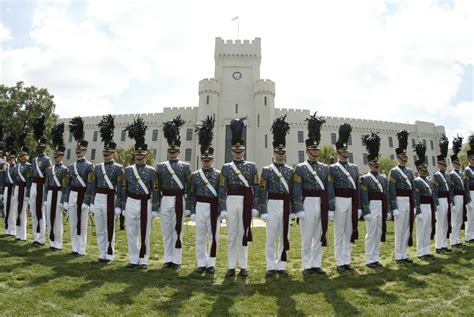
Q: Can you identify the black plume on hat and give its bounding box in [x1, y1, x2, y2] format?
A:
[51, 123, 65, 153]
[230, 116, 247, 147]
[437, 135, 449, 162]
[69, 116, 88, 148]
[163, 115, 185, 148]
[395, 130, 409, 155]
[336, 123, 352, 150]
[126, 116, 148, 151]
[5, 131, 15, 155]
[305, 112, 325, 148]
[414, 142, 427, 168]
[33, 115, 47, 145]
[0, 124, 4, 151]
[271, 115, 291, 149]
[19, 124, 29, 153]
[467, 135, 474, 157]
[98, 114, 116, 150]
[451, 135, 463, 162]
[362, 132, 381, 162]
[195, 116, 215, 156]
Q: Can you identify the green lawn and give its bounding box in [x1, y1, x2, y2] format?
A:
[0, 216, 473, 316]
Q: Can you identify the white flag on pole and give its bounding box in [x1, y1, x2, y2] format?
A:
[231, 16, 239, 21]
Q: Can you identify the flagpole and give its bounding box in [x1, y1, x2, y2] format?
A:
[237, 18, 240, 39]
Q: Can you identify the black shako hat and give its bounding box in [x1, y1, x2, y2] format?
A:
[126, 116, 148, 153]
[414, 142, 427, 168]
[33, 115, 47, 147]
[395, 130, 409, 155]
[467, 135, 474, 157]
[98, 114, 117, 151]
[19, 124, 29, 154]
[69, 116, 88, 148]
[450, 135, 463, 163]
[195, 115, 215, 158]
[362, 132, 381, 163]
[437, 135, 449, 163]
[336, 123, 352, 150]
[163, 115, 185, 149]
[305, 112, 325, 149]
[230, 116, 247, 150]
[51, 123, 66, 154]
[271, 115, 291, 151]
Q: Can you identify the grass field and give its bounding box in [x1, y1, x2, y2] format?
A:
[0, 216, 473, 316]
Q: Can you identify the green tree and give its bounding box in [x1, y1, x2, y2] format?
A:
[319, 145, 336, 165]
[0, 81, 58, 156]
[115, 146, 156, 167]
[379, 156, 397, 175]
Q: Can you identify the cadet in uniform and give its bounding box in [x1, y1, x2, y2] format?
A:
[65, 117, 94, 256]
[3, 133, 17, 237]
[329, 123, 361, 273]
[44, 123, 68, 251]
[360, 132, 389, 269]
[0, 127, 5, 220]
[30, 115, 51, 246]
[464, 135, 474, 243]
[90, 115, 124, 263]
[122, 117, 159, 268]
[293, 112, 334, 276]
[189, 116, 221, 274]
[156, 115, 192, 269]
[219, 117, 259, 278]
[259, 115, 294, 277]
[413, 143, 436, 259]
[432, 135, 452, 253]
[389, 130, 415, 264]
[449, 136, 466, 247]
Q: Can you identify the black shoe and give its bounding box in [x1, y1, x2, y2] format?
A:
[195, 266, 206, 273]
[97, 258, 108, 263]
[336, 265, 346, 273]
[312, 267, 326, 275]
[266, 270, 277, 277]
[32, 241, 39, 246]
[238, 269, 248, 277]
[139, 264, 148, 270]
[396, 259, 404, 264]
[436, 248, 444, 254]
[206, 266, 215, 274]
[374, 261, 383, 267]
[403, 258, 413, 263]
[366, 262, 377, 269]
[76, 253, 85, 257]
[225, 269, 236, 277]
[277, 270, 289, 276]
[344, 264, 354, 271]
[50, 246, 57, 252]
[442, 247, 452, 253]
[452, 243, 463, 248]
[126, 263, 138, 268]
[71, 251, 79, 256]
[171, 263, 181, 270]
[162, 262, 172, 269]
[303, 269, 313, 276]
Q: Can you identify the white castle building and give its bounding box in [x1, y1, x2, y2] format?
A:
[59, 37, 446, 174]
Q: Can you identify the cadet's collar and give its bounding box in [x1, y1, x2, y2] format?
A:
[454, 169, 459, 173]
[77, 158, 85, 162]
[55, 162, 62, 167]
[439, 170, 446, 174]
[307, 159, 318, 163]
[338, 160, 348, 165]
[38, 153, 46, 158]
[105, 160, 114, 165]
[273, 162, 284, 167]
[169, 159, 179, 163]
[136, 162, 146, 167]
[203, 166, 214, 171]
[10, 163, 15, 167]
[398, 164, 405, 169]
[233, 159, 244, 164]
[370, 171, 378, 176]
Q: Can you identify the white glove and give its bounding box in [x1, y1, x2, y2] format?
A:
[467, 202, 473, 210]
[329, 210, 335, 221]
[416, 213, 422, 220]
[392, 209, 400, 217]
[184, 209, 191, 217]
[364, 213, 373, 221]
[252, 209, 259, 218]
[290, 213, 296, 220]
[387, 211, 392, 220]
[191, 214, 196, 222]
[57, 203, 62, 210]
[219, 211, 227, 220]
[152, 211, 159, 219]
[296, 211, 305, 219]
[63, 202, 69, 211]
[114, 207, 121, 216]
[358, 209, 362, 219]
[436, 205, 440, 213]
[260, 213, 270, 222]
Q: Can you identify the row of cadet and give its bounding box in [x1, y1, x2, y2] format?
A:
[0, 113, 473, 277]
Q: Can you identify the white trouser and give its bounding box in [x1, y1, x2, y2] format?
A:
[68, 191, 89, 255]
[94, 193, 116, 261]
[226, 195, 248, 269]
[160, 195, 185, 265]
[14, 185, 28, 240]
[265, 199, 290, 271]
[466, 191, 474, 241]
[46, 190, 63, 249]
[394, 196, 410, 260]
[195, 201, 220, 268]
[125, 197, 152, 265]
[451, 195, 464, 245]
[30, 183, 46, 244]
[334, 197, 353, 266]
[435, 197, 449, 249]
[3, 186, 16, 236]
[365, 201, 382, 264]
[300, 197, 323, 269]
[416, 204, 432, 256]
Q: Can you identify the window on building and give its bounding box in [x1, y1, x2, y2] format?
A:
[390, 154, 394, 160]
[348, 135, 352, 146]
[257, 114, 260, 127]
[331, 133, 336, 145]
[423, 139, 426, 147]
[363, 153, 368, 165]
[265, 134, 268, 148]
[430, 140, 434, 150]
[298, 151, 304, 163]
[91, 149, 96, 161]
[69, 133, 73, 143]
[235, 104, 238, 113]
[264, 96, 267, 106]
[388, 136, 393, 148]
[298, 131, 304, 143]
[432, 156, 435, 166]
[93, 131, 98, 142]
[121, 130, 126, 142]
[66, 149, 71, 159]
[412, 138, 416, 147]
[185, 148, 192, 161]
[425, 156, 428, 165]
[152, 129, 158, 141]
[348, 153, 353, 163]
[206, 95, 209, 105]
[186, 129, 192, 141]
[153, 149, 157, 159]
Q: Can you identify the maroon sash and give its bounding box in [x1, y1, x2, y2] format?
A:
[48, 186, 61, 241]
[71, 186, 86, 235]
[197, 196, 219, 257]
[334, 188, 359, 242]
[227, 185, 254, 246]
[97, 187, 116, 255]
[5, 184, 13, 230]
[162, 189, 185, 249]
[268, 192, 291, 261]
[32, 177, 46, 233]
[128, 192, 151, 258]
[396, 189, 415, 246]
[368, 192, 388, 242]
[438, 191, 452, 238]
[420, 195, 436, 240]
[16, 181, 26, 226]
[302, 189, 329, 246]
[453, 190, 467, 229]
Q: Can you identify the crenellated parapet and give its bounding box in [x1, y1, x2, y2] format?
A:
[254, 79, 275, 97]
[214, 37, 261, 64]
[199, 78, 221, 96]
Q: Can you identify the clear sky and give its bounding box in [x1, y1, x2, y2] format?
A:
[1, 0, 472, 140]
